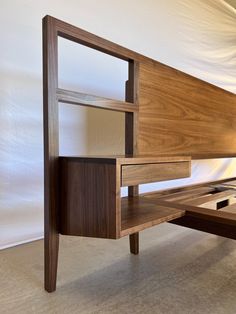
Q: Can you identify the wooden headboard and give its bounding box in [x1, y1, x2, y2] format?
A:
[137, 61, 236, 159]
[43, 15, 236, 164]
[43, 15, 236, 293]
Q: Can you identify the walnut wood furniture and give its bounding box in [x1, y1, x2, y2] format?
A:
[43, 15, 236, 292]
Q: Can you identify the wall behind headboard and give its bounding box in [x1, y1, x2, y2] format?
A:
[0, 0, 235, 248]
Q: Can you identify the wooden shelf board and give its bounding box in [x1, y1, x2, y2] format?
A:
[59, 155, 190, 164]
[120, 196, 185, 237]
[57, 88, 138, 113]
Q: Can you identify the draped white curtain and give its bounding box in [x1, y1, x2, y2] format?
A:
[0, 0, 235, 248]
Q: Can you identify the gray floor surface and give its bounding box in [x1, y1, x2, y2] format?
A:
[1, 223, 236, 314]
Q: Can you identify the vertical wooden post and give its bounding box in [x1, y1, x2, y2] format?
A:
[125, 61, 140, 255]
[43, 16, 59, 292]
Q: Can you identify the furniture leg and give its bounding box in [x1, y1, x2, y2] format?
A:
[45, 232, 59, 292]
[129, 232, 139, 254]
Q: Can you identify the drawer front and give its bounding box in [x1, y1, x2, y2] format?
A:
[121, 161, 190, 187]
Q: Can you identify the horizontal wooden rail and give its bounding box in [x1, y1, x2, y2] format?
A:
[149, 199, 236, 227]
[50, 15, 149, 63]
[56, 88, 138, 112]
[181, 189, 236, 206]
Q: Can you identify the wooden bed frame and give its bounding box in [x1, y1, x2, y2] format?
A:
[43, 15, 236, 292]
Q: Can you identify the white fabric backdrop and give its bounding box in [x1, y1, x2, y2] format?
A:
[0, 0, 235, 249]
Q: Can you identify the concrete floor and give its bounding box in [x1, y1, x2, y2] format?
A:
[1, 223, 236, 314]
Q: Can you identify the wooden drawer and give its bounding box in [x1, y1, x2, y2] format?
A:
[121, 161, 190, 187]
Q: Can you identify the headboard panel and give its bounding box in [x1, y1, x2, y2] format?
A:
[43, 15, 236, 160]
[137, 61, 236, 158]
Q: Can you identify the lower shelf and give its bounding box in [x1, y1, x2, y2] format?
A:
[120, 196, 185, 237]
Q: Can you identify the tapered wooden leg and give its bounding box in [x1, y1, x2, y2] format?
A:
[129, 232, 139, 254]
[43, 15, 60, 293]
[44, 232, 59, 292]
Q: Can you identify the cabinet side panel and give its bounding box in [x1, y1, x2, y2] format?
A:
[60, 159, 118, 239]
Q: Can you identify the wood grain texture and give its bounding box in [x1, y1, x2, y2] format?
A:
[171, 215, 236, 240]
[57, 88, 138, 113]
[50, 15, 156, 63]
[59, 158, 119, 239]
[149, 198, 236, 226]
[137, 62, 236, 159]
[121, 197, 185, 237]
[47, 14, 236, 161]
[43, 15, 236, 293]
[121, 161, 190, 187]
[59, 156, 190, 240]
[157, 186, 216, 202]
[59, 155, 189, 164]
[142, 177, 236, 199]
[181, 190, 236, 207]
[43, 16, 59, 293]
[125, 61, 140, 253]
[117, 156, 190, 165]
[141, 179, 236, 239]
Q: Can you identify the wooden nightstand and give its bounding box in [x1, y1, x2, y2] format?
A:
[59, 156, 191, 239]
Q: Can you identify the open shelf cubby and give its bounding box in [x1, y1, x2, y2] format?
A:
[120, 196, 185, 236]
